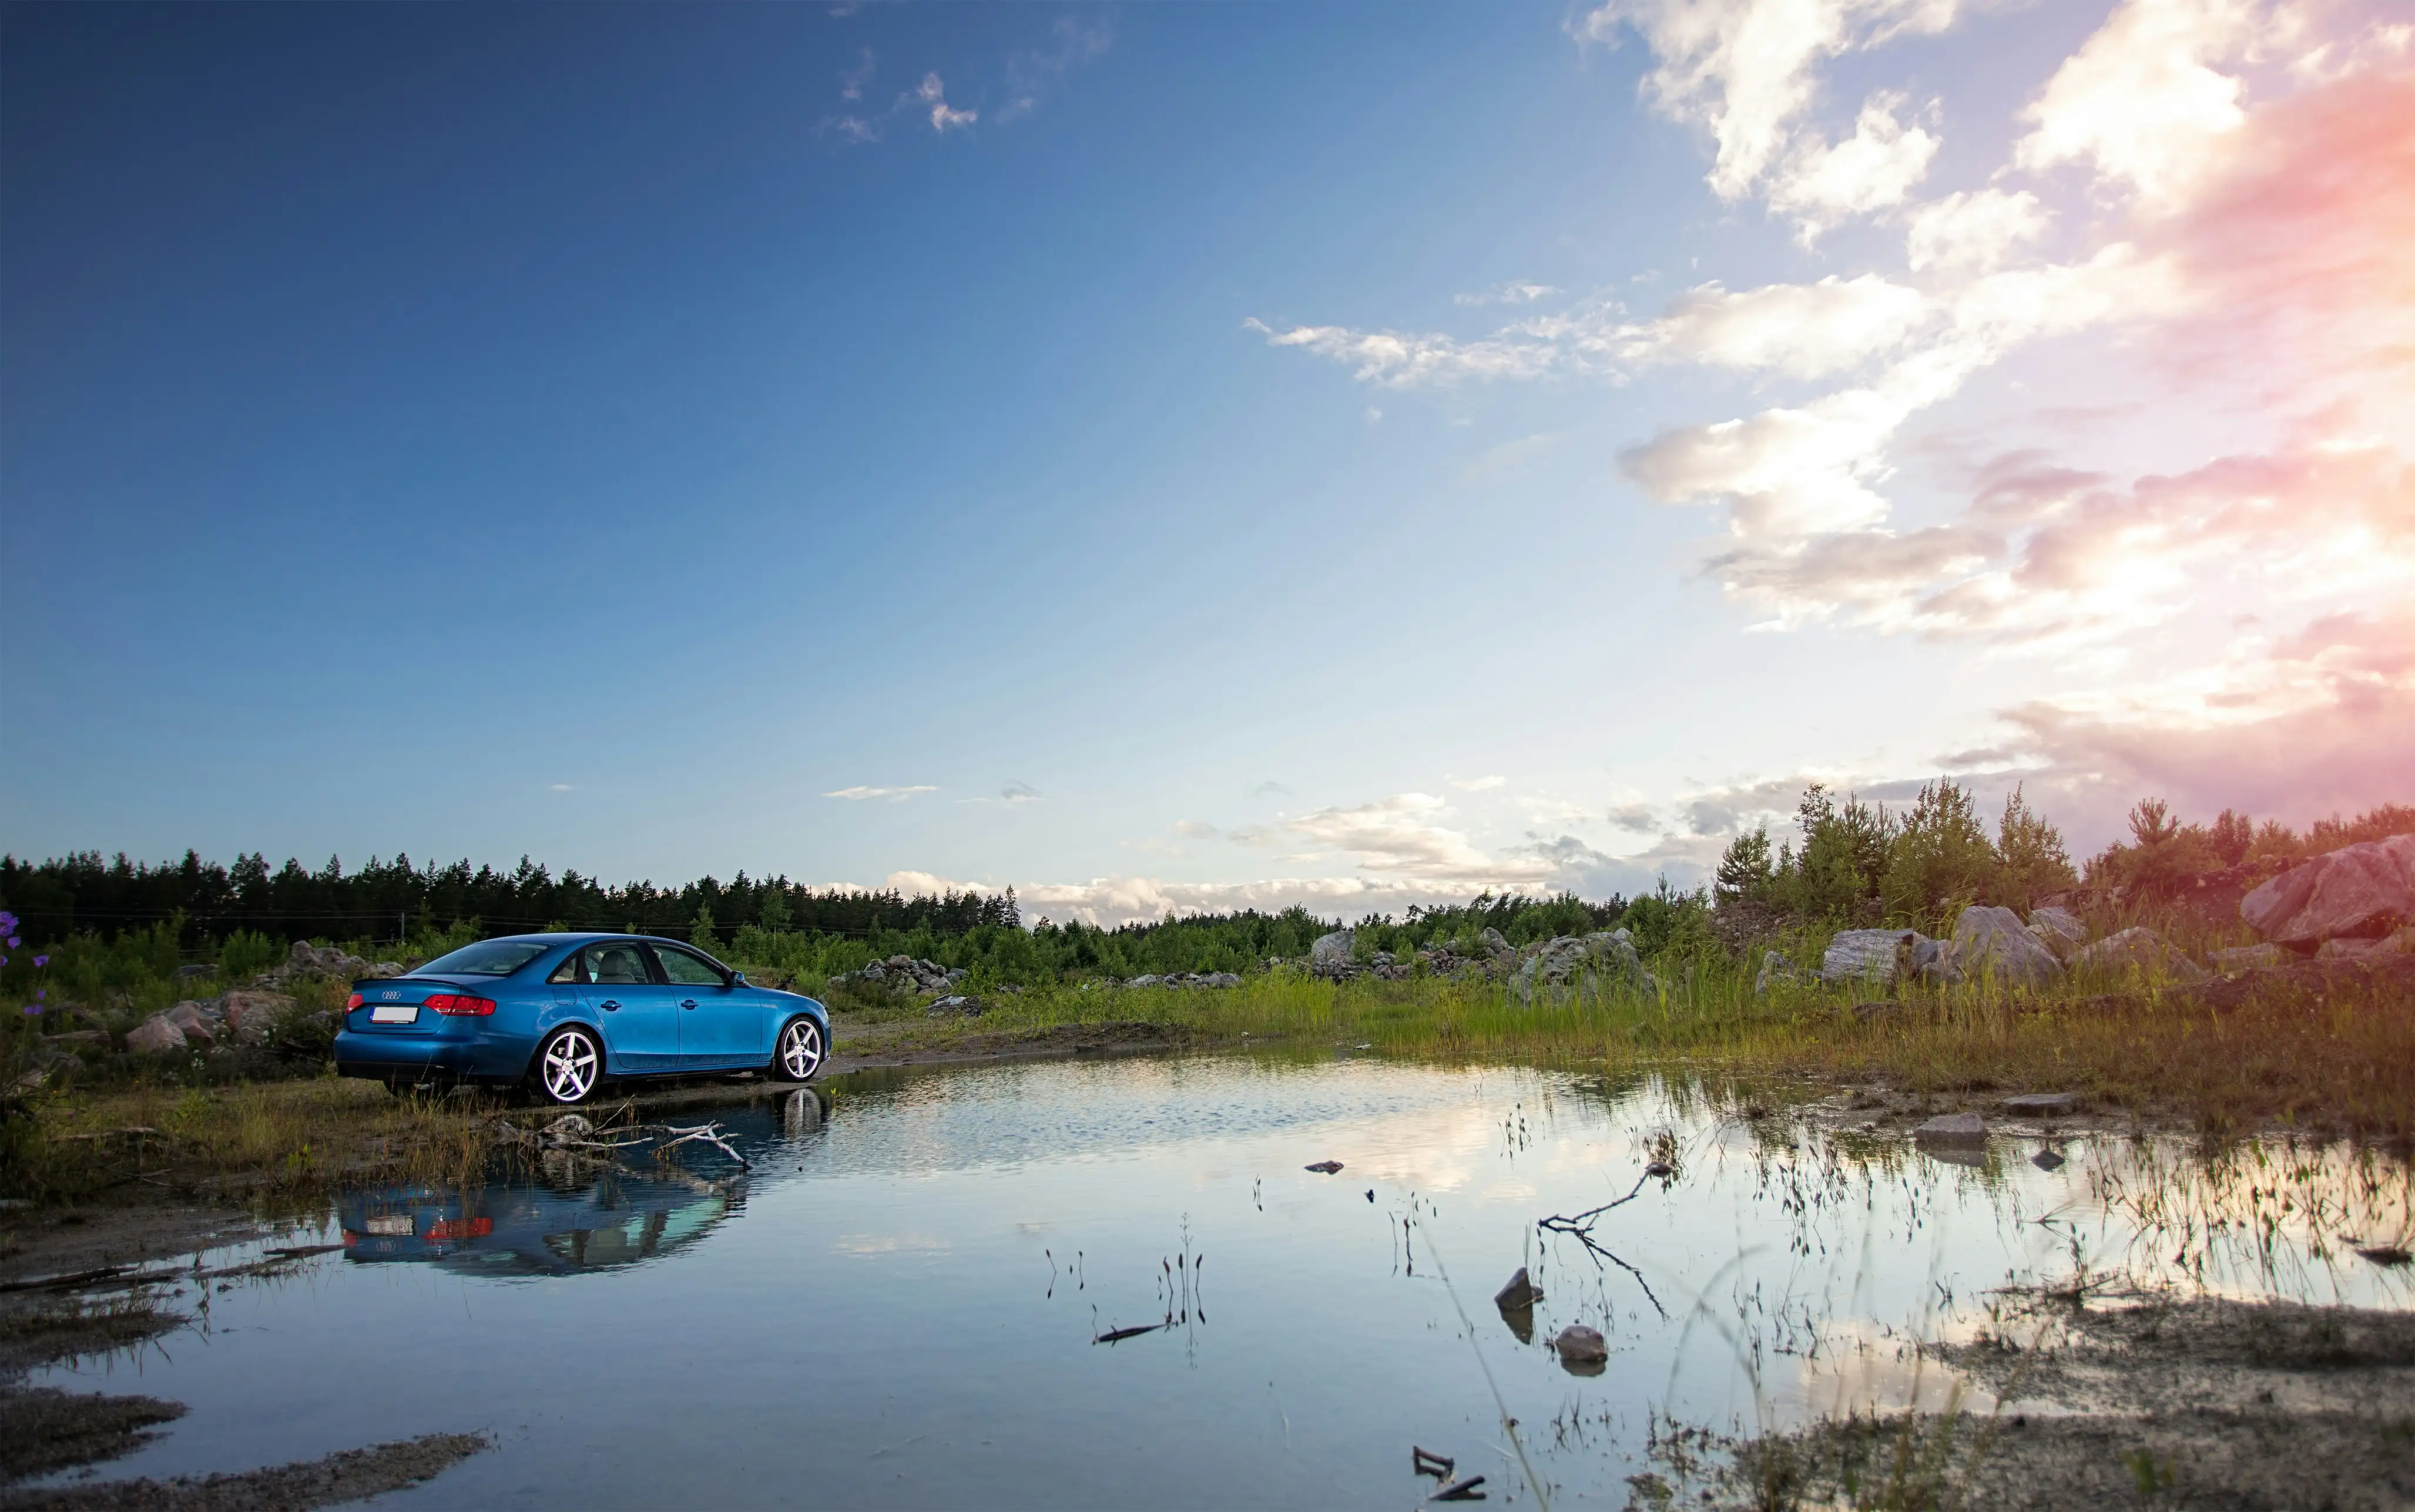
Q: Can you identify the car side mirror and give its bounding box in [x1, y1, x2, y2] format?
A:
[729, 972, 747, 987]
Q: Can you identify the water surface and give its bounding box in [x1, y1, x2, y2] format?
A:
[36, 1054, 2414, 1507]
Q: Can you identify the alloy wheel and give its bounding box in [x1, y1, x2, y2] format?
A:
[780, 1019, 824, 1081]
[541, 1028, 600, 1103]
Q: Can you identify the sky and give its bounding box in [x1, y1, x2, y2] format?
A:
[3, 0, 2409, 923]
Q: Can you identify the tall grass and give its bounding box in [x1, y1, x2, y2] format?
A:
[879, 953, 2415, 1141]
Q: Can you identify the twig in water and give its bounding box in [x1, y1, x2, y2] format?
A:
[1431, 1474, 1488, 1501]
[1412, 1446, 1456, 1480]
[1094, 1322, 1168, 1344]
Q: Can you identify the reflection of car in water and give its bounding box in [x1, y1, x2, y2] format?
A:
[340, 1090, 827, 1275]
[340, 1169, 736, 1275]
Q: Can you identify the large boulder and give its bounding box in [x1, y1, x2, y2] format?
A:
[1480, 927, 1515, 962]
[2027, 906, 2086, 962]
[2071, 926, 2206, 982]
[2316, 926, 2415, 960]
[220, 990, 296, 1043]
[125, 1014, 189, 1054]
[2240, 835, 2415, 948]
[1309, 929, 1354, 967]
[1820, 929, 1923, 986]
[1950, 906, 2064, 988]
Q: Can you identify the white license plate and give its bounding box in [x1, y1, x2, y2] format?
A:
[364, 1215, 414, 1237]
[369, 1004, 419, 1024]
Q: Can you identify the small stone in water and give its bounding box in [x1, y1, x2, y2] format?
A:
[1644, 1161, 1673, 1178]
[1304, 1160, 1343, 1174]
[1552, 1325, 1608, 1362]
[2032, 1150, 2067, 1171]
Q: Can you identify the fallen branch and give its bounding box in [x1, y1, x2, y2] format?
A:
[1538, 1170, 1668, 1319]
[1431, 1474, 1488, 1501]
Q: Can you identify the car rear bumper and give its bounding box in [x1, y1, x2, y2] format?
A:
[334, 1030, 530, 1085]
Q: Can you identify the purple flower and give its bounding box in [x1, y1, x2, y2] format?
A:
[32, 955, 46, 967]
[5, 938, 18, 950]
[33, 988, 44, 1000]
[20, 1005, 36, 1017]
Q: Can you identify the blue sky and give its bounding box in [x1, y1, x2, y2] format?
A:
[6, 1, 2411, 921]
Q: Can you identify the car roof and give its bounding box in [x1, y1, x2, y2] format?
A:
[482, 932, 699, 944]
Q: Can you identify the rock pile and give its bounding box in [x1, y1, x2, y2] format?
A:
[829, 955, 967, 996]
[125, 989, 304, 1054]
[1308, 929, 1358, 980]
[1126, 972, 1243, 988]
[255, 940, 402, 987]
[1511, 930, 1656, 1000]
[2240, 835, 2415, 949]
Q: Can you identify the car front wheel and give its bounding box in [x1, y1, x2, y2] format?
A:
[772, 1017, 826, 1083]
[534, 1026, 604, 1105]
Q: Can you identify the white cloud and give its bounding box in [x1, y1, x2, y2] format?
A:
[1904, 188, 2048, 271]
[997, 15, 1114, 122]
[1451, 774, 1508, 791]
[2014, 0, 2258, 209]
[1455, 281, 1562, 306]
[1631, 273, 1928, 378]
[840, 47, 874, 101]
[1767, 90, 1940, 239]
[1574, 0, 1967, 200]
[824, 785, 938, 802]
[917, 73, 977, 132]
[548, 783, 574, 792]
[1000, 781, 1043, 804]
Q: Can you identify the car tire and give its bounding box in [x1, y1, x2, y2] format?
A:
[532, 1025, 605, 1106]
[772, 1017, 826, 1083]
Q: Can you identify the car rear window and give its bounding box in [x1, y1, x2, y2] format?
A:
[416, 940, 553, 977]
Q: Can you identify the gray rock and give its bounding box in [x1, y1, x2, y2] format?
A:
[1494, 1267, 1541, 1310]
[2001, 1093, 2077, 1115]
[2027, 906, 2086, 958]
[2210, 943, 2284, 972]
[2317, 928, 2415, 959]
[1754, 950, 1806, 994]
[2071, 926, 2206, 981]
[2241, 834, 2415, 948]
[2031, 1150, 2067, 1171]
[1910, 935, 1963, 986]
[1950, 906, 2064, 988]
[125, 1014, 189, 1054]
[1128, 975, 1166, 987]
[1914, 1111, 1988, 1144]
[1514, 932, 1651, 1000]
[926, 994, 985, 1017]
[174, 963, 214, 979]
[1552, 1324, 1609, 1363]
[1820, 929, 1923, 986]
[1480, 927, 1514, 961]
[1201, 972, 1242, 988]
[220, 990, 295, 1041]
[1310, 929, 1355, 967]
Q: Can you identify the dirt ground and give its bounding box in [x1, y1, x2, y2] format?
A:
[1644, 1291, 2415, 1510]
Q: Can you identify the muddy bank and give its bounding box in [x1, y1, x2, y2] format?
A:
[0, 1432, 488, 1511]
[0, 1285, 488, 1511]
[1659, 1292, 2415, 1510]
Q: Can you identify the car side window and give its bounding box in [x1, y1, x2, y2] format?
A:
[584, 943, 653, 986]
[546, 952, 586, 985]
[652, 945, 726, 987]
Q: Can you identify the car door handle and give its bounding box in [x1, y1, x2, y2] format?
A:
[601, 1000, 620, 1012]
[680, 999, 698, 1010]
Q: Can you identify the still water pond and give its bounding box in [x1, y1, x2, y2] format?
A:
[37, 1055, 2415, 1507]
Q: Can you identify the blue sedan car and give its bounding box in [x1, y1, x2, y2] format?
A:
[334, 933, 831, 1105]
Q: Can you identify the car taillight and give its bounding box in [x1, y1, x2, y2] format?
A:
[424, 994, 497, 1016]
[426, 1217, 492, 1241]
[346, 992, 364, 1011]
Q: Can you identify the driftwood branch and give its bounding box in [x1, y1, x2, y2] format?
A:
[1537, 1170, 1669, 1319]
